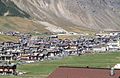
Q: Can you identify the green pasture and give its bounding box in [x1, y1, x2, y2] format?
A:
[1, 52, 120, 78]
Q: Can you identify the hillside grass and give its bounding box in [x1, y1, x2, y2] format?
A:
[0, 34, 18, 42]
[0, 52, 119, 78]
[58, 35, 80, 40]
[0, 16, 48, 33]
[0, 16, 96, 34]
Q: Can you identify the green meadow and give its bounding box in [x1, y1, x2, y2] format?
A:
[1, 52, 120, 78]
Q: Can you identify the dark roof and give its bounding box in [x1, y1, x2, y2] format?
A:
[48, 66, 120, 78]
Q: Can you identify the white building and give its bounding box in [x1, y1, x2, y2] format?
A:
[93, 45, 107, 52]
[114, 64, 120, 69]
[107, 41, 120, 51]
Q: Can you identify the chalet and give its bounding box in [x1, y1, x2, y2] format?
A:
[0, 63, 17, 75]
[107, 41, 120, 51]
[23, 47, 30, 53]
[28, 53, 39, 61]
[11, 49, 21, 56]
[92, 45, 108, 52]
[47, 49, 61, 58]
[69, 44, 77, 49]
[49, 35, 58, 39]
[20, 54, 30, 60]
[29, 46, 39, 52]
[64, 49, 78, 56]
[48, 66, 120, 78]
[20, 53, 44, 61]
[0, 55, 13, 61]
[13, 43, 20, 49]
[38, 53, 46, 61]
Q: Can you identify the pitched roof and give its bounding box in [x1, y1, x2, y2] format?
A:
[48, 66, 120, 78]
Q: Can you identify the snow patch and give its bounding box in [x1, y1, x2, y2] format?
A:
[4, 10, 10, 16]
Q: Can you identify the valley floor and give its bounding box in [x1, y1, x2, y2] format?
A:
[1, 52, 120, 78]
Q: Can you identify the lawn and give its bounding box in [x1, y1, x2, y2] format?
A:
[1, 52, 120, 78]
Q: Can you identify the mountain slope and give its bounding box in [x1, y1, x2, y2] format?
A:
[0, 0, 49, 33]
[10, 0, 120, 32]
[0, 0, 30, 18]
[0, 0, 120, 33]
[0, 16, 48, 33]
[0, 34, 18, 42]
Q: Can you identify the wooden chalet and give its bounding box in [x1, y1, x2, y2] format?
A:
[0, 63, 17, 75]
[0, 55, 13, 61]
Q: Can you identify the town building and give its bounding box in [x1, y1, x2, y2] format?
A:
[0, 63, 17, 75]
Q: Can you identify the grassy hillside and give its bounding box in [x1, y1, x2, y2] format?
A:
[0, 34, 18, 42]
[0, 16, 94, 34]
[0, 16, 48, 33]
[0, 52, 119, 78]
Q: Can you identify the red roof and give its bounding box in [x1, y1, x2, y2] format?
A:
[48, 66, 120, 78]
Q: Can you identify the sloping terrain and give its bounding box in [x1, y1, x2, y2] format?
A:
[0, 34, 18, 42]
[0, 0, 49, 33]
[0, 0, 120, 33]
[0, 0, 30, 18]
[0, 16, 48, 33]
[10, 0, 120, 32]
